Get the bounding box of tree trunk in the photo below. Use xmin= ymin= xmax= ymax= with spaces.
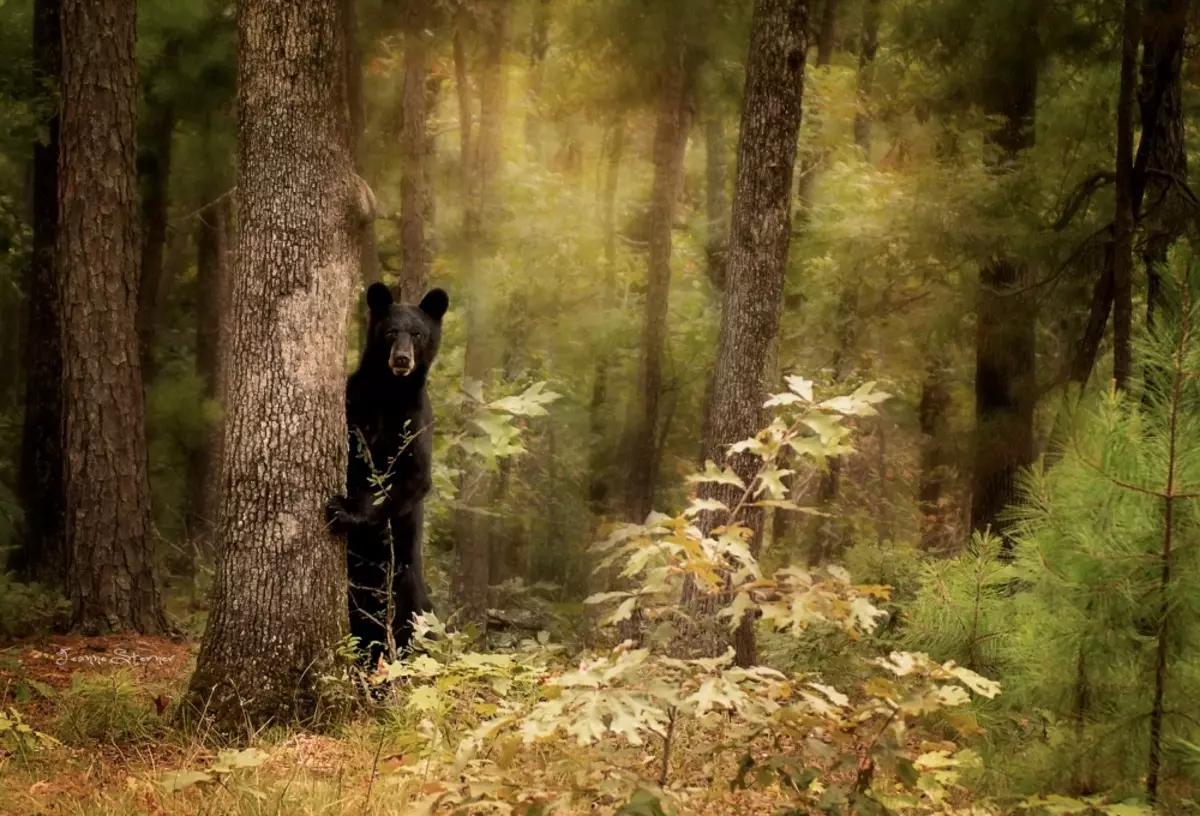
xmin=621 ymin=39 xmax=697 ymax=522
xmin=1112 ymin=0 xmax=1140 ymax=391
xmin=1136 ymin=0 xmax=1189 ymax=397
xmin=698 ymin=0 xmax=809 ymax=667
xmin=398 ymin=13 xmax=438 ymax=303
xmin=58 ymin=0 xmax=166 ymax=634
xmin=917 ymin=353 xmax=951 ymax=551
xmin=187 ymin=0 xmax=367 ymax=730
xmin=852 ymin=0 xmax=881 ymax=151
xmin=587 ymin=117 xmax=625 ymax=514
xmin=135 ymin=66 xmax=177 ymax=383
xmin=704 ymin=117 xmax=728 ymax=291
xmin=969 ymin=0 xmax=1039 ymax=546
xmin=15 ymin=0 xmax=65 ymax=587
xmin=815 ymin=0 xmax=839 ymax=66
xmin=525 ymin=0 xmax=550 ymax=162
xmin=185 ymin=190 xmax=230 ymax=557
xmin=453 ymin=2 xmax=509 ymax=637
xmin=344 ymin=0 xmax=379 ymax=294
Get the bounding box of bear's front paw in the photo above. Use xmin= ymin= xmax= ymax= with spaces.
xmin=326 ymin=495 xmax=351 ymax=530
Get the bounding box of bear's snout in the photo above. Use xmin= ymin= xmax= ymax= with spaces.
xmin=389 ymin=336 xmax=415 ymax=376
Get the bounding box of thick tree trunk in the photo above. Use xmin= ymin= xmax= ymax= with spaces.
xmin=525 ymin=0 xmax=550 ymax=161
xmin=587 ymin=117 xmax=625 ymax=514
xmin=969 ymin=1 xmax=1039 ymax=545
xmin=1112 ymin=0 xmax=1140 ymax=391
xmin=698 ymin=0 xmax=809 ymax=667
xmin=704 ymin=117 xmax=728 ymax=291
xmin=59 ymin=0 xmax=166 ymax=633
xmin=15 ymin=0 xmax=65 ymax=586
xmin=816 ymin=0 xmax=839 ymax=66
xmin=917 ymin=354 xmax=951 ymax=551
xmin=135 ymin=69 xmax=177 ymax=382
xmin=622 ymin=40 xmax=696 ymax=522
xmin=187 ymin=0 xmax=367 ymax=729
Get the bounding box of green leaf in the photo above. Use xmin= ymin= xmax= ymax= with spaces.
xmin=617 ymin=789 xmax=669 ymax=816
xmin=684 ymin=497 xmax=730 ymax=517
xmin=785 ymin=375 xmax=814 ymax=402
xmin=157 ymin=770 xmax=214 ymax=792
xmin=686 ymin=460 xmax=746 ymax=488
xmin=408 ymin=686 xmax=441 ymax=713
xmin=211 ymin=747 xmax=269 ymax=774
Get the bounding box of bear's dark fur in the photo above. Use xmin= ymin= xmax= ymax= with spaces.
xmin=326 ymin=283 xmax=448 ymax=666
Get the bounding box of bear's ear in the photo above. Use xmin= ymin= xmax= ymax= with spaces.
xmin=366 ymin=282 xmax=394 ymax=319
xmin=419 ymin=288 xmax=449 ymax=321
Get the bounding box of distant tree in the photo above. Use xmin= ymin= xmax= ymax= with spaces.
xmin=187 ymin=0 xmax=370 ymax=728
xmin=453 ymin=0 xmax=510 ymax=637
xmin=397 ymin=0 xmax=440 ymax=302
xmin=698 ymin=0 xmax=809 ymax=667
xmin=621 ymin=32 xmax=698 ymax=522
xmin=14 ymin=0 xmax=65 ymax=587
xmin=969 ymin=0 xmax=1040 ymax=546
xmin=58 ymin=0 xmax=166 ymax=632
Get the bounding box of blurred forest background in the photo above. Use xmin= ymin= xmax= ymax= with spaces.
xmin=3 ymin=0 xmax=1200 ymax=813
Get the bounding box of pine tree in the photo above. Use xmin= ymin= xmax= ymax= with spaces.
xmin=1006 ymin=245 xmax=1200 ymax=802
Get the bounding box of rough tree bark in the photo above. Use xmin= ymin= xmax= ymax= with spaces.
xmin=698 ymin=0 xmax=809 ymax=667
xmin=621 ymin=38 xmax=697 ymax=522
xmin=15 ymin=0 xmax=65 ymax=586
xmin=58 ymin=0 xmax=166 ymax=633
xmin=969 ymin=0 xmax=1039 ymax=545
xmin=187 ymin=0 xmax=370 ymax=729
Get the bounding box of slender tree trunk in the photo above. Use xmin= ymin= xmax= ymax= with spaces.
xmin=969 ymin=0 xmax=1039 ymax=546
xmin=698 ymin=0 xmax=809 ymax=667
xmin=917 ymin=353 xmax=951 ymax=551
xmin=187 ymin=0 xmax=369 ymax=729
xmin=344 ymin=0 xmax=378 ymax=293
xmin=453 ymin=2 xmax=509 ymax=637
xmin=525 ymin=0 xmax=550 ymax=161
xmin=135 ymin=73 xmax=177 ymax=382
xmin=186 ymin=191 xmax=230 ymax=557
xmin=704 ymin=117 xmax=728 ymax=291
xmin=15 ymin=0 xmax=65 ymax=586
xmin=816 ymin=0 xmax=839 ymax=66
xmin=587 ymin=117 xmax=624 ymax=514
xmin=852 ymin=0 xmax=881 ymax=151
xmin=1112 ymin=0 xmax=1140 ymax=391
xmin=1136 ymin=0 xmax=1188 ymax=369
xmin=397 ymin=0 xmax=441 ymax=303
xmin=622 ymin=39 xmax=697 ymax=522
xmin=59 ymin=0 xmax=166 ymax=634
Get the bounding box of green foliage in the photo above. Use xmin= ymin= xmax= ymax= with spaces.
xmin=55 ymin=671 xmax=168 ymax=746
xmin=0 ymin=572 xmax=68 ymax=639
xmin=0 ymin=705 xmax=59 ymax=762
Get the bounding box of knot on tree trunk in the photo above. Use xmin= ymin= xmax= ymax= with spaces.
xmin=349 ymin=173 xmax=377 ymax=226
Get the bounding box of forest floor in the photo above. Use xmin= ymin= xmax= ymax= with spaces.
xmin=0 ymin=633 xmax=822 ymax=816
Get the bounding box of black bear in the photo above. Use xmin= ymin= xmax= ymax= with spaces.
xmin=326 ymin=283 xmax=449 ymax=667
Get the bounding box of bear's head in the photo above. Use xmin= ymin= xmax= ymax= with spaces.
xmin=365 ymin=283 xmax=449 ymax=378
